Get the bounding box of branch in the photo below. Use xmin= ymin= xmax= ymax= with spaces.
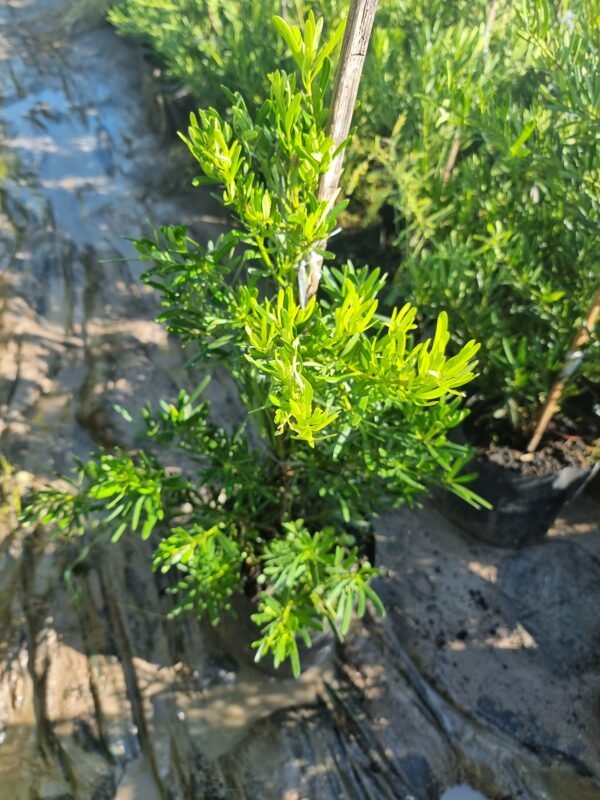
xmin=526 ymin=286 xmax=600 ymax=453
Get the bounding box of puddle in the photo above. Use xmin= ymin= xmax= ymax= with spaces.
xmin=115 ymin=756 xmax=161 ymax=800
xmin=441 ymin=786 xmax=489 ymax=800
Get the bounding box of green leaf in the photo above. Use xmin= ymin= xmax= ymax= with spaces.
xmin=509 ymin=119 xmax=537 ymax=156
xmin=111 ymin=522 xmax=127 ymax=543
xmin=141 ymin=514 xmax=157 ymax=540
xmin=272 ymin=15 xmax=302 ymax=63
xmin=131 ymin=496 xmax=144 ymax=531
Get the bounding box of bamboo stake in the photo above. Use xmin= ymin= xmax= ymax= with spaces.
xmin=302 ymin=0 xmax=378 ymax=305
xmin=526 ymin=287 xmax=600 ymax=453
xmin=442 ymin=138 xmax=462 ymax=186
xmin=483 ymin=0 xmax=498 ymax=51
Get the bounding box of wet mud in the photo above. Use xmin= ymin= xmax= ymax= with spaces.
xmin=1 ymin=2 xmax=600 ymax=798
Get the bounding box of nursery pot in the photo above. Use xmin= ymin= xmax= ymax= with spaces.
xmin=436 ymin=457 xmax=599 ymax=549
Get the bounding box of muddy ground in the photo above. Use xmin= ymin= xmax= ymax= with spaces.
xmin=1 ymin=2 xmax=599 ymax=798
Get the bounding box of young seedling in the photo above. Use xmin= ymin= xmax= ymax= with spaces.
xmin=24 ymin=12 xmax=481 ymax=676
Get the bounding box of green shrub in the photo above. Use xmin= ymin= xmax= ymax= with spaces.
xmin=109 ymin=0 xmax=599 ymax=438
xmin=349 ymin=0 xmax=600 ymax=436
xmin=109 ymin=0 xmax=345 ymax=109
xmin=24 ymin=14 xmax=482 ymax=676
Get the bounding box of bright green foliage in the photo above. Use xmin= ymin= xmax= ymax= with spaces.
xmin=109 ymin=0 xmax=599 ymax=438
xmin=241 ymin=277 xmax=479 ymax=446
xmin=153 ymin=525 xmax=244 ymax=624
xmin=346 ymin=0 xmax=600 ymax=434
xmin=108 ymin=0 xmax=344 ymax=110
xmin=24 ymin=15 xmax=481 ymax=677
xmin=22 ymin=452 xmax=189 ymax=541
xmin=253 ymin=521 xmax=383 ymax=674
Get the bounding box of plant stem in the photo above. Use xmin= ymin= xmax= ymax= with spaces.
xmin=303 ymin=0 xmax=378 ymax=305
xmin=442 ymin=137 xmax=462 ymax=186
xmin=527 ymin=286 xmax=600 ymax=453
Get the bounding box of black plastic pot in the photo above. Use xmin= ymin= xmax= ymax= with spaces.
xmin=436 ymin=458 xmax=599 ymax=548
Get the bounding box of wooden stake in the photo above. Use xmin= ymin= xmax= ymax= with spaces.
xmin=442 ymin=138 xmax=462 ymax=186
xmin=527 ymin=286 xmax=600 ymax=453
xmin=303 ymin=0 xmax=378 ymax=305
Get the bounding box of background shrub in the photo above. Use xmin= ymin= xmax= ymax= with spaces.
xmin=359 ymin=0 xmax=599 ymax=437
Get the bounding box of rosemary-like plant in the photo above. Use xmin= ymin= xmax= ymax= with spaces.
xmin=24 ymin=14 xmax=482 ymax=676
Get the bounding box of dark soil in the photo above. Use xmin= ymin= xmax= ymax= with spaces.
xmin=465 ymin=388 xmax=599 ymax=478
xmin=484 ymin=437 xmax=596 ymax=478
